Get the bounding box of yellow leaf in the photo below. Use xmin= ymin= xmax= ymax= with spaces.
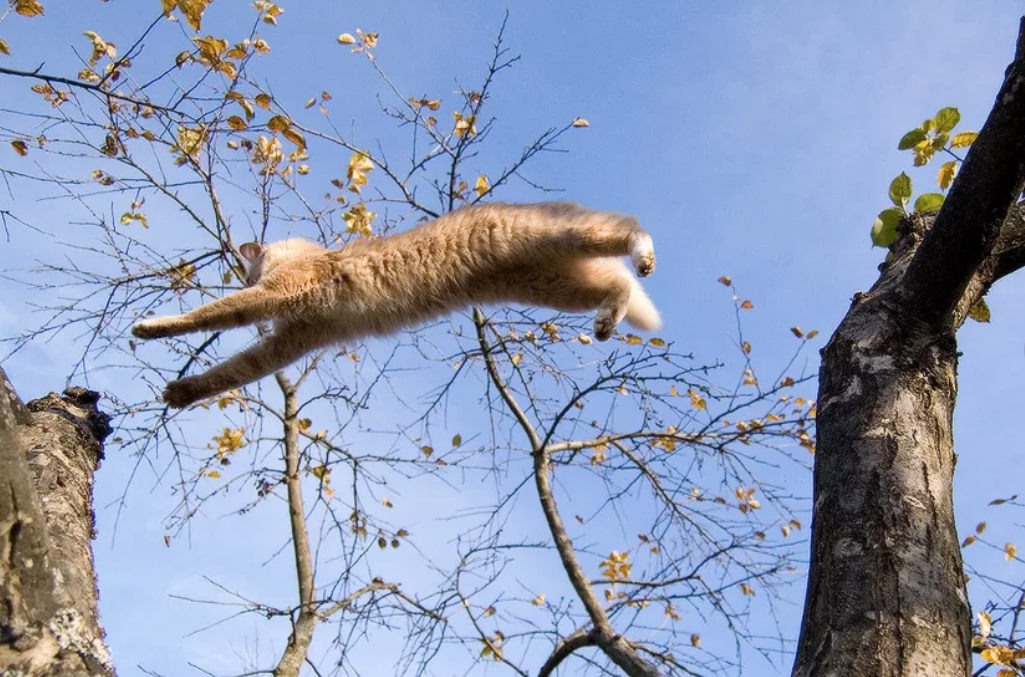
xmin=690 ymin=634 xmax=701 ymax=647
xmin=357 ymin=29 xmax=378 ymax=48
xmin=163 ymin=0 xmax=211 ymax=31
xmin=310 ymin=464 xmax=330 ymax=481
xmin=969 ymin=298 xmax=991 ymax=323
xmin=343 ymin=204 xmax=376 ymax=236
xmin=913 ymin=142 xmax=936 ymax=166
xmin=254 ymin=93 xmax=273 ymax=109
xmin=977 ymin=522 xmax=987 ymax=534
xmin=297 ymin=164 xmax=310 ymax=175
xmin=482 ymin=606 xmax=496 ymax=617
xmin=14 ymin=0 xmax=44 ymax=17
xmin=938 ymin=160 xmax=957 ymax=191
xmin=687 ymin=389 xmax=706 ymax=410
xmin=741 ymin=300 xmax=753 ymax=309
xmin=337 ymin=33 xmax=356 ymax=44
xmin=961 ymin=535 xmax=976 ymax=547
xmin=451 ymin=434 xmax=462 ymax=447
xmin=261 ymin=3 xmax=283 ymax=24
xmin=951 ymin=131 xmax=978 ymax=148
xmin=717 ymin=275 xmax=732 ymax=286
xmin=175 ymin=125 xmax=207 ymax=160
xmin=0 ymin=38 xmax=10 ymax=55
xmin=572 ymin=117 xmax=590 ymax=128
xmin=806 ymin=330 xmax=819 ymax=339
xmin=1005 ymin=543 xmax=1017 ymax=560
xmin=421 ymin=445 xmax=433 ymax=457
xmin=626 ymin=334 xmax=643 ymax=345
xmin=510 ymin=353 xmax=522 ymax=366
xmin=978 ymin=611 xmax=993 ymax=640
xmin=474 ymin=175 xmax=490 ymax=198
xmin=982 ymin=645 xmax=1014 ymax=665
xmin=452 ymin=111 xmax=477 ymax=138
xmin=649 ymin=337 xmax=666 ymax=347
xmin=226 ymin=115 xmax=247 ymax=131
xmin=267 ymin=114 xmax=291 ymax=132
xmin=531 ymin=593 xmax=545 ymax=606
xmin=11 ymin=140 xmax=28 ymax=156
xmin=207 ymin=469 xmax=221 ymax=478
xmin=282 ymin=127 xmax=306 ymax=152
xmin=578 ymin=333 xmax=592 ymax=345
xmin=790 ymin=326 xmax=804 ymax=338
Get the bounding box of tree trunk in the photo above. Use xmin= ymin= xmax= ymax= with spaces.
xmin=793 ymin=17 xmax=1025 ymax=677
xmin=0 ymin=366 xmax=114 ymax=676
xmin=793 ymin=269 xmax=970 ymax=676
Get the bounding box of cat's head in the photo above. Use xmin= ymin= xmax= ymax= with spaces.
xmin=239 ymin=238 xmax=324 ymax=286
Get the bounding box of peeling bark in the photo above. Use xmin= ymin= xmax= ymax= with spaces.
xmin=793 ymin=16 xmax=1025 ymax=677
xmin=0 ymin=367 xmax=114 ymax=677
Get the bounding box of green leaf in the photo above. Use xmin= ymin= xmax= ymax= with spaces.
xmin=889 ymin=173 xmax=912 ymax=208
xmin=931 ymin=133 xmax=949 ymax=151
xmin=969 ymin=298 xmax=991 ymax=323
xmin=871 ymin=207 xmax=903 ymax=248
xmin=914 ymin=193 xmax=945 ymax=213
xmin=922 ymin=118 xmax=935 ymax=132
xmin=898 ymin=128 xmax=927 ymax=150
xmin=934 ymin=107 xmax=961 ymax=134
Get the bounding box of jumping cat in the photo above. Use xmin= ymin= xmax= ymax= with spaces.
xmin=133 ymin=202 xmax=660 ymax=408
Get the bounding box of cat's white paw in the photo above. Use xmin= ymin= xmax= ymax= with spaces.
xmin=629 ymin=232 xmax=655 ymax=277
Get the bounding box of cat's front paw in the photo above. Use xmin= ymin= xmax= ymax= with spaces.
xmin=132 ymin=317 xmax=179 ymax=339
xmin=163 ymin=376 xmax=211 ymax=409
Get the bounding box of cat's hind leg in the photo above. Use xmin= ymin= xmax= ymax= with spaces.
xmin=511 ymin=257 xmax=641 ymax=341
xmin=133 ymin=286 xmax=285 ymax=339
xmin=592 ymin=282 xmax=633 ymax=341
xmin=560 ymin=258 xmax=659 ymax=340
xmin=162 ymin=328 xmax=317 ymax=407
xmin=546 ymin=205 xmax=656 ymax=277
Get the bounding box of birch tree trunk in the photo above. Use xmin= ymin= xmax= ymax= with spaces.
xmin=793 ymin=17 xmax=1025 ymax=677
xmin=0 ymin=365 xmax=114 ymax=676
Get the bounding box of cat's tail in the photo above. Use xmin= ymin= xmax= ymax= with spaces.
xmin=625 ymin=279 xmax=661 ymax=332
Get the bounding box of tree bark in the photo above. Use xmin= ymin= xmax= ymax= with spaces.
xmin=793 ymin=17 xmax=1025 ymax=677
xmin=0 ymin=366 xmax=114 ymax=676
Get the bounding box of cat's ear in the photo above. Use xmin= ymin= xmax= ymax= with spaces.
xmin=239 ymin=242 xmax=265 ymax=262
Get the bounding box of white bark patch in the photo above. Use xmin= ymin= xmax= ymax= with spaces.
xmin=819 ymin=375 xmax=862 ymax=412
xmin=50 ymin=607 xmax=114 ymax=669
xmin=856 ymin=354 xmax=895 ymax=374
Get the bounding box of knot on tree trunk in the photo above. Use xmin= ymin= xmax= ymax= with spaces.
xmin=26 ymin=388 xmax=111 ymax=462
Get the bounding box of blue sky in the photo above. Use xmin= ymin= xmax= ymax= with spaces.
xmin=3 ymin=1 xmax=1025 ymax=675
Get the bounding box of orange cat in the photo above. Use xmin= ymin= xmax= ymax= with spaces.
xmin=133 ymin=202 xmax=659 ymax=408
